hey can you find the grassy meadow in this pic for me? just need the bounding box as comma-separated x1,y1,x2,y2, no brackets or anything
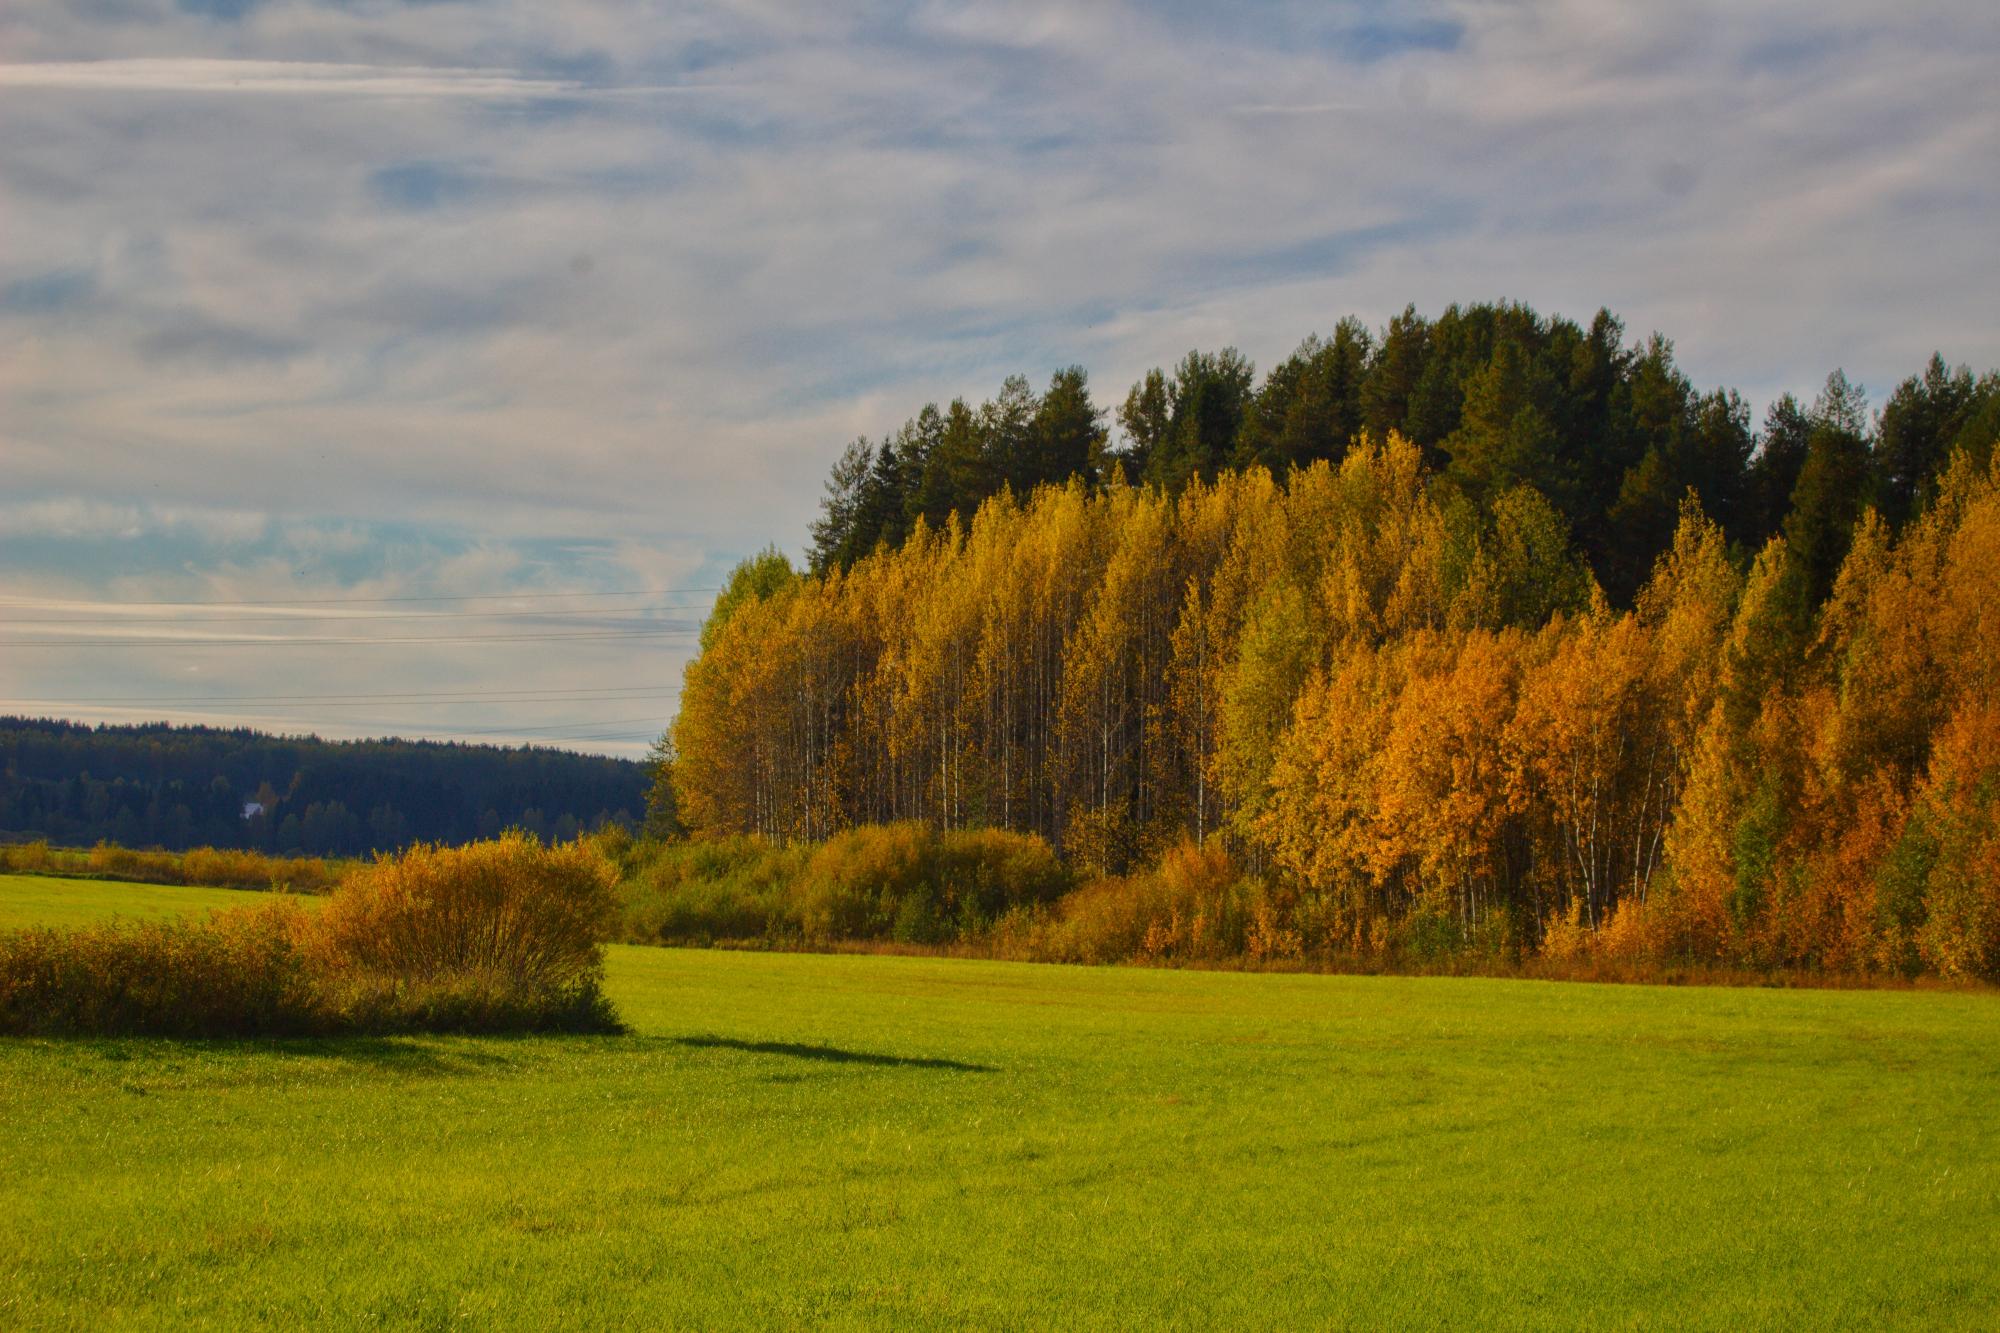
0,873,315,931
1,872,1996,1328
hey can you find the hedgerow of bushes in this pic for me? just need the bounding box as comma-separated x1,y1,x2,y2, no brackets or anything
0,833,620,1037
604,823,1961,983
0,839,346,894
607,824,1325,965
612,821,1070,947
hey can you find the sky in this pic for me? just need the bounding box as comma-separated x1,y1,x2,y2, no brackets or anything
3,1,1997,759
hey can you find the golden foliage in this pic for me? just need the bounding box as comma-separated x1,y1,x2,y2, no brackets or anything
314,832,617,1000
0,840,345,894
1,833,624,1035
669,442,2000,978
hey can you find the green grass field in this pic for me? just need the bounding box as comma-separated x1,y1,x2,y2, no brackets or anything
0,873,308,930
1,873,1996,1328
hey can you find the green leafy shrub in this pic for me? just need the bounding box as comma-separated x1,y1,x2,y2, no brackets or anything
796,823,934,943
616,836,807,943
934,828,1069,926
612,824,1070,948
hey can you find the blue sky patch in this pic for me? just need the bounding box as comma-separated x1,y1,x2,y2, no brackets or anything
1332,18,1464,63
1,269,94,314
368,162,479,211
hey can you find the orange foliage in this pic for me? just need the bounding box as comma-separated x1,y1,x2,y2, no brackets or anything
0,840,346,894
668,438,2000,980
2,834,624,1035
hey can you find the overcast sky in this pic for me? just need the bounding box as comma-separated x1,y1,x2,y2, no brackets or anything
3,1,1997,758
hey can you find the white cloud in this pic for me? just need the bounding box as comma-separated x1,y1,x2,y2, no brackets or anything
0,58,582,97
0,56,740,100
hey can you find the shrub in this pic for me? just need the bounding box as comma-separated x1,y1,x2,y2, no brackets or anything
797,823,1072,944
1392,885,1473,962
190,845,342,893
312,834,621,1029
84,841,162,882
0,839,345,894
796,823,934,943
1014,840,1249,965
1595,894,1665,961
1245,882,1304,961
0,902,321,1037
1538,899,1592,962
1027,876,1151,964
0,839,56,874
934,828,1070,925
0,834,623,1037
1132,841,1254,961
615,835,806,943
610,823,1069,948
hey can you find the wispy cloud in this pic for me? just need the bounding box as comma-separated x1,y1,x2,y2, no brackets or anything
0,57,726,99
1227,100,1371,116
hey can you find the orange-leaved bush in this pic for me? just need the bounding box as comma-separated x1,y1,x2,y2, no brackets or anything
995,839,1252,965
0,840,345,894
311,833,621,1030
0,833,624,1037
0,902,318,1037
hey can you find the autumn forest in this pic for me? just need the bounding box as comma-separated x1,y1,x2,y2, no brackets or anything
667,303,2000,981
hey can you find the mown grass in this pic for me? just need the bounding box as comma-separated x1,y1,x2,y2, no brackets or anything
0,873,1996,1328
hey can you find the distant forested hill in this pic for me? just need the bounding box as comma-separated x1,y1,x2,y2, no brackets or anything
0,718,646,855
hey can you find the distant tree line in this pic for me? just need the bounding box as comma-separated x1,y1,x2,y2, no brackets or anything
0,719,646,857
807,302,1999,605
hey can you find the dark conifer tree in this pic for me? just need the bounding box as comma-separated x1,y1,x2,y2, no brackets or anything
1683,389,1755,544
1144,348,1254,490
1028,366,1106,487
982,374,1040,495
1114,369,1171,480
809,439,874,575
1446,334,1564,509
1234,319,1371,473
1361,304,1430,451
845,436,911,560
1782,372,1874,605
912,397,988,530
1745,393,1812,548
1875,354,1976,529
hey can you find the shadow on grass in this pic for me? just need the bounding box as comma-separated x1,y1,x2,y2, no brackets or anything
81,1034,526,1077
672,1034,996,1073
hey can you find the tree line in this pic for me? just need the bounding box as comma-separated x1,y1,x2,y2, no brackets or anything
671,306,2000,978
0,719,646,856
809,303,1998,606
